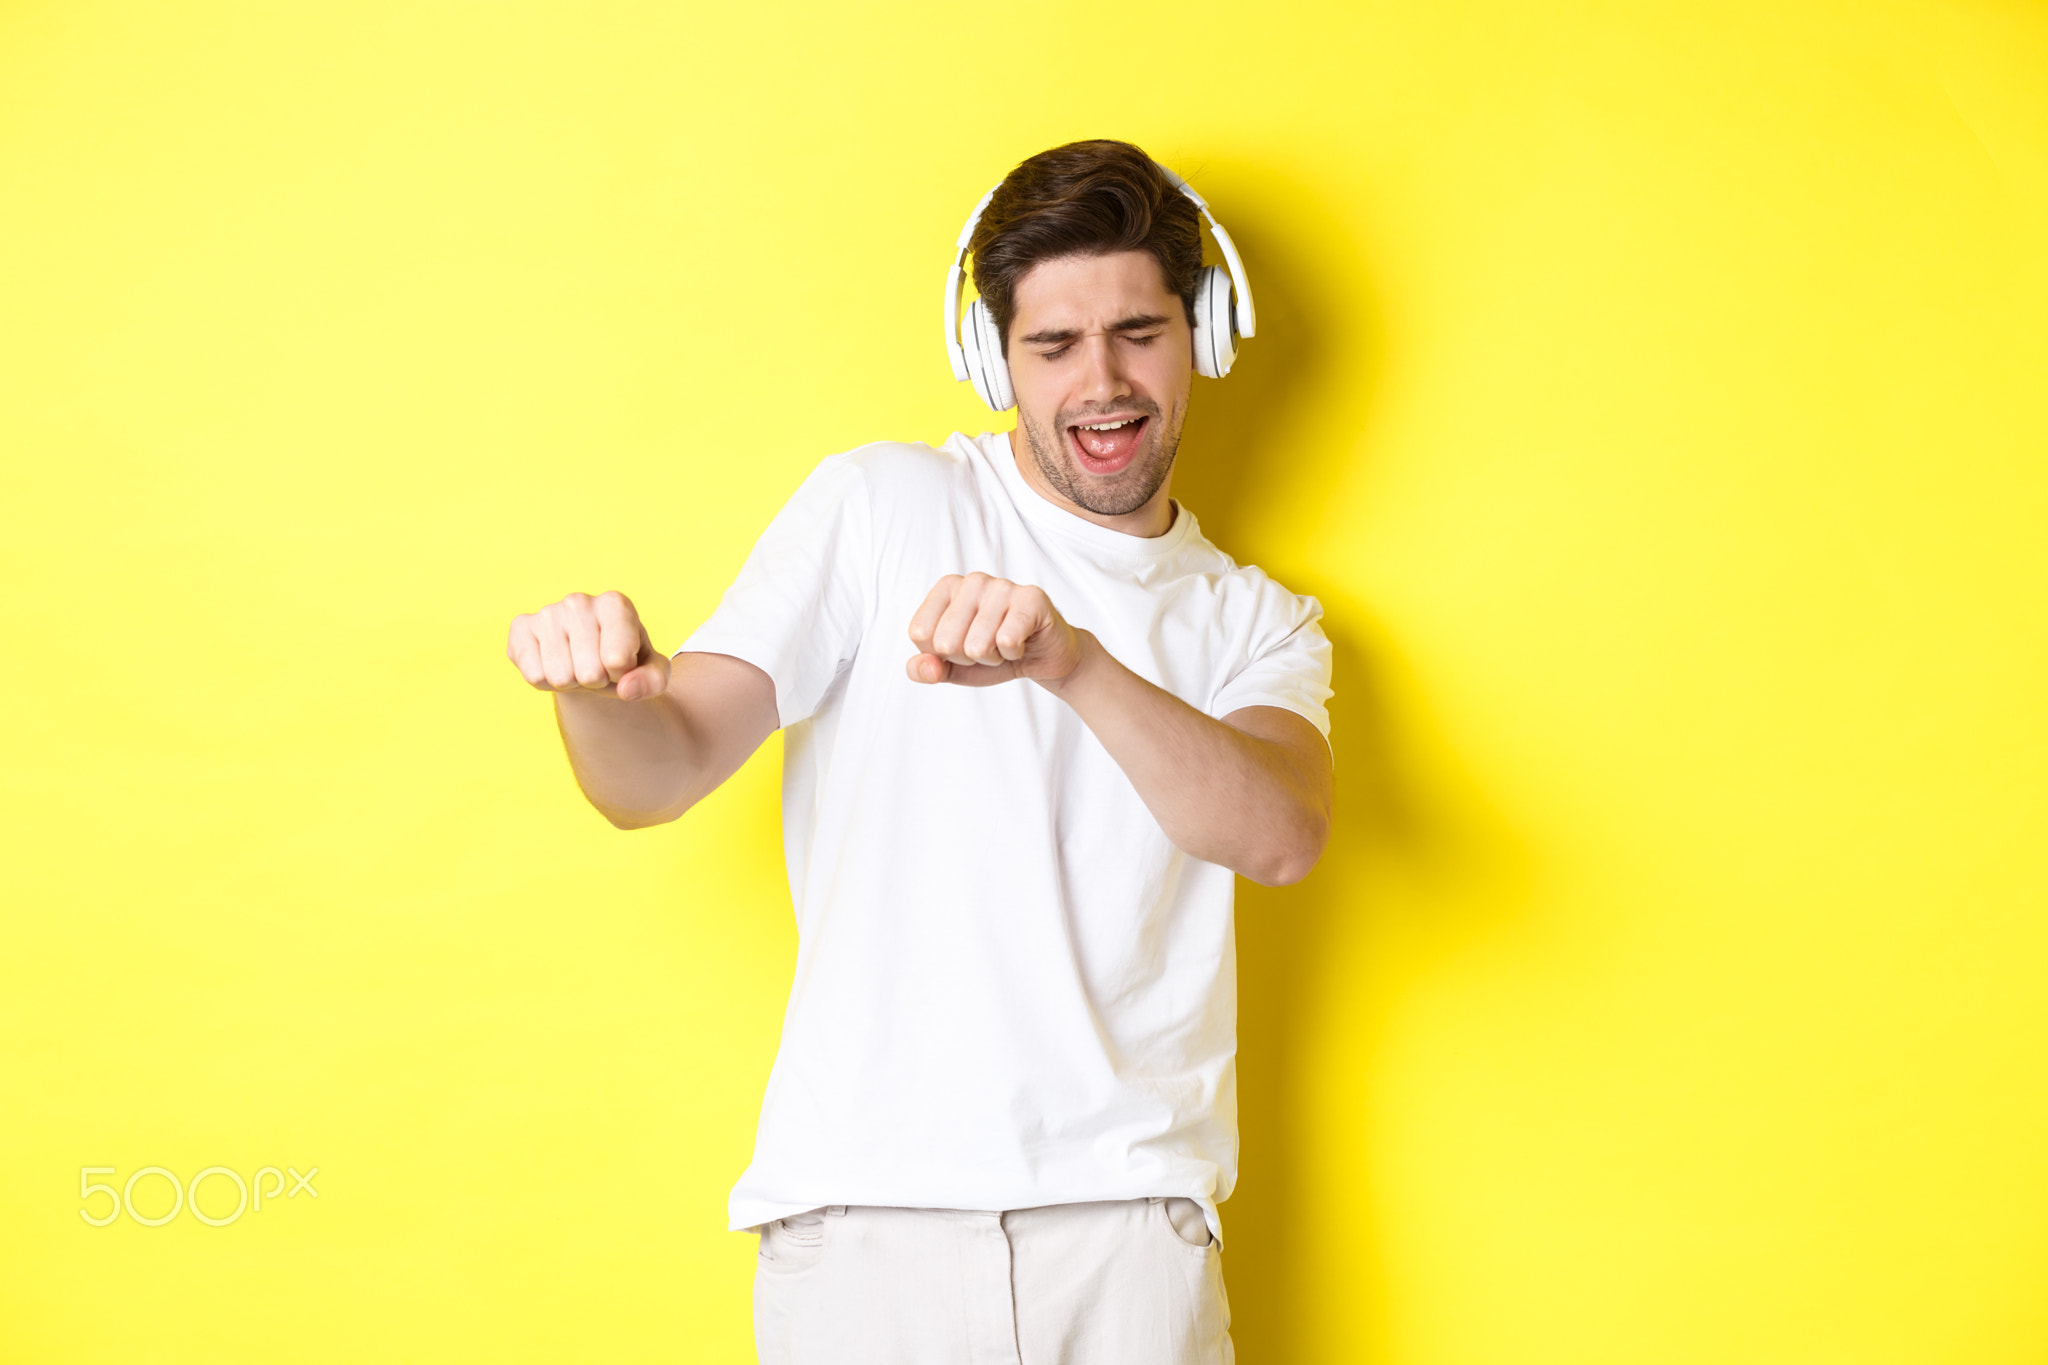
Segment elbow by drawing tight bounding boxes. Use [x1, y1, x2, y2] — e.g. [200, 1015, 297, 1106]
[582, 778, 703, 830]
[1242, 812, 1331, 888]
[1247, 849, 1320, 888]
[594, 801, 680, 831]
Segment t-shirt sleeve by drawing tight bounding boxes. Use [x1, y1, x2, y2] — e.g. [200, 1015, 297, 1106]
[676, 454, 873, 729]
[1208, 585, 1335, 743]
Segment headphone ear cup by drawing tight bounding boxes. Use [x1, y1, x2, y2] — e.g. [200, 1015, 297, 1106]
[963, 298, 1015, 411]
[1191, 264, 1238, 379]
[959, 297, 992, 405]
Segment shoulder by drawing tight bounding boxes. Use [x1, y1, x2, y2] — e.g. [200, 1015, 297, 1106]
[809, 436, 988, 538]
[1221, 567, 1326, 657]
[828, 435, 978, 491]
[775, 437, 973, 521]
[1174, 520, 1325, 635]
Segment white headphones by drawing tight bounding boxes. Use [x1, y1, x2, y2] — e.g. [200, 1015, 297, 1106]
[943, 165, 1257, 411]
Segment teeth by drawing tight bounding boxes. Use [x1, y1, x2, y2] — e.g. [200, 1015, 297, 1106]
[1079, 419, 1136, 430]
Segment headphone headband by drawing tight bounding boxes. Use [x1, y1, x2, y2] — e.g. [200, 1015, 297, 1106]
[944, 163, 1256, 386]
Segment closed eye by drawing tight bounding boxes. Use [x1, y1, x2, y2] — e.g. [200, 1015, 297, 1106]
[1038, 332, 1160, 360]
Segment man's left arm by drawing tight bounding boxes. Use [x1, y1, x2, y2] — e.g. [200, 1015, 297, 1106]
[907, 573, 1333, 886]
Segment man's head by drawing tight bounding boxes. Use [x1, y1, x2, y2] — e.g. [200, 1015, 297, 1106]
[971, 140, 1202, 528]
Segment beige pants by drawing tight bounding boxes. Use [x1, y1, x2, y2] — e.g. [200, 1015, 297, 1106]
[753, 1199, 1233, 1365]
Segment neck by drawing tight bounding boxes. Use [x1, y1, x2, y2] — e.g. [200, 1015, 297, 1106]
[1005, 427, 1177, 539]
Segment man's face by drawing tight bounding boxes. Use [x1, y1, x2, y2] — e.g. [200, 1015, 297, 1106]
[1004, 250, 1193, 528]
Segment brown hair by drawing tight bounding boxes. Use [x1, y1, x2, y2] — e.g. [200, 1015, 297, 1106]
[968, 139, 1203, 355]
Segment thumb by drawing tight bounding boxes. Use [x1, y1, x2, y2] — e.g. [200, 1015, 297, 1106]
[616, 650, 671, 701]
[906, 653, 951, 684]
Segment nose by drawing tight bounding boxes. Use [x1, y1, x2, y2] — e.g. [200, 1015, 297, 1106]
[1075, 333, 1134, 405]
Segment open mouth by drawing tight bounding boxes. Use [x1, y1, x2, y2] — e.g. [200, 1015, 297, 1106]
[1066, 415, 1149, 475]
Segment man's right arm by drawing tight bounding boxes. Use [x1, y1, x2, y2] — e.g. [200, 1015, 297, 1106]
[506, 590, 778, 829]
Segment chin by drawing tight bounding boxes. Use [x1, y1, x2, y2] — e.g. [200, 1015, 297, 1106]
[1021, 406, 1180, 519]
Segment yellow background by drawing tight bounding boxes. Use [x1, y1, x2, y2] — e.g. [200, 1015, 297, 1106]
[4, 0, 2046, 1360]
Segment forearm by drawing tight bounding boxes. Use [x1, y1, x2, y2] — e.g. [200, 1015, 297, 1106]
[552, 652, 777, 829]
[553, 691, 698, 827]
[1041, 632, 1331, 884]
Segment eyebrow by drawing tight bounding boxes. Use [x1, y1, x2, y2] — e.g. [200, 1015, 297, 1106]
[1018, 313, 1174, 347]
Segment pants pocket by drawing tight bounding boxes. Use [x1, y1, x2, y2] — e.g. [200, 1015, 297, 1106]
[759, 1210, 831, 1269]
[1160, 1197, 1214, 1249]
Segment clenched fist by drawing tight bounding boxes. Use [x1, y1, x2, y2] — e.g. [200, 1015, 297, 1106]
[507, 591, 671, 701]
[906, 573, 1085, 687]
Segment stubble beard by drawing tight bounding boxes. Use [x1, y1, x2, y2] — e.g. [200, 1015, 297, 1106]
[1018, 396, 1185, 519]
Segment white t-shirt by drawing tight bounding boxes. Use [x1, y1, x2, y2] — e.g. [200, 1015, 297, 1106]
[680, 430, 1332, 1239]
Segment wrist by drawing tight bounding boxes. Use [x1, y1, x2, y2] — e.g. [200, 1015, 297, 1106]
[1037, 628, 1105, 699]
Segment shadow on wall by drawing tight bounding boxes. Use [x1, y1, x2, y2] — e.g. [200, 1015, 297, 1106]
[1168, 172, 1530, 1359]
[1168, 153, 1352, 553]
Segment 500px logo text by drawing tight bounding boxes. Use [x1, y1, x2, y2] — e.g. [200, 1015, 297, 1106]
[79, 1165, 320, 1226]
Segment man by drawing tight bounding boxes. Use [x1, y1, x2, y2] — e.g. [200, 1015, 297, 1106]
[506, 140, 1333, 1364]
